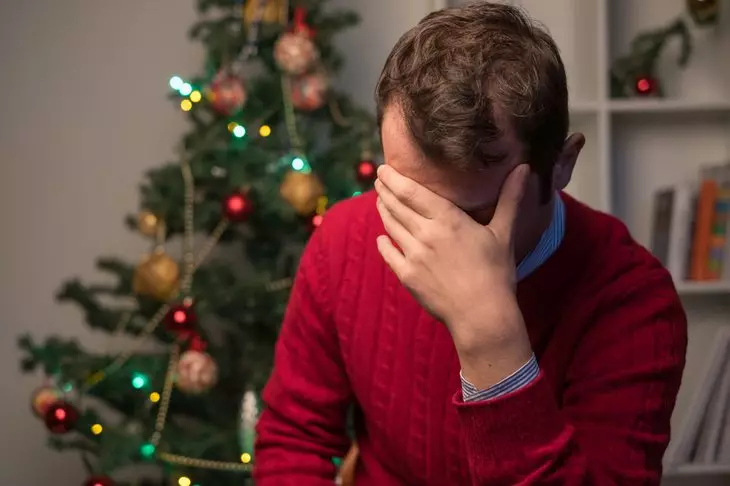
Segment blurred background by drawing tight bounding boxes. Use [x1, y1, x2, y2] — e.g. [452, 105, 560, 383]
[1, 0, 729, 485]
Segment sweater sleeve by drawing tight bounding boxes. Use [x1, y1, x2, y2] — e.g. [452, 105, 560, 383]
[253, 224, 353, 485]
[453, 271, 687, 485]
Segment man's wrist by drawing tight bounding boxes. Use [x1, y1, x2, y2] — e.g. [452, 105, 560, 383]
[452, 292, 533, 390]
[459, 340, 533, 391]
[461, 353, 539, 402]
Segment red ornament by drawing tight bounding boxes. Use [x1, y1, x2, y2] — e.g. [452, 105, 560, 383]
[291, 72, 329, 111]
[208, 72, 246, 115]
[634, 75, 658, 96]
[164, 302, 197, 335]
[189, 334, 207, 352]
[356, 160, 378, 184]
[44, 400, 78, 434]
[83, 476, 115, 486]
[222, 191, 254, 222]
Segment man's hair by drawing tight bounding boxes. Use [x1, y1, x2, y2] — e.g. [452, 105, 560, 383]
[375, 1, 569, 201]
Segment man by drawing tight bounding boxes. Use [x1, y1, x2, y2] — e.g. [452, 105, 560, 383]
[254, 2, 687, 485]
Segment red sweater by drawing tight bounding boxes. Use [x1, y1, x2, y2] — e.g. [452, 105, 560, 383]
[254, 191, 687, 485]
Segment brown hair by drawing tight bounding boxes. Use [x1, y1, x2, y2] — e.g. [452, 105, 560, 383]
[375, 1, 569, 202]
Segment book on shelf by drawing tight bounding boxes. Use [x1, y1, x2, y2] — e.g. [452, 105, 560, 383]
[664, 328, 730, 469]
[650, 163, 730, 285]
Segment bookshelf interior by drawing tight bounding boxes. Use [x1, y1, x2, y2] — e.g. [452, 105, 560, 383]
[516, 0, 730, 481]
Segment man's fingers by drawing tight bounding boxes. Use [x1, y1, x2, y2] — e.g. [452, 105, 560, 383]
[375, 178, 425, 234]
[377, 165, 452, 219]
[376, 235, 407, 279]
[376, 196, 419, 254]
[489, 164, 530, 242]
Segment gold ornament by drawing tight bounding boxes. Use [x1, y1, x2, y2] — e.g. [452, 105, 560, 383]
[243, 0, 283, 25]
[132, 251, 180, 301]
[280, 170, 325, 216]
[274, 32, 319, 75]
[31, 386, 62, 418]
[137, 210, 162, 238]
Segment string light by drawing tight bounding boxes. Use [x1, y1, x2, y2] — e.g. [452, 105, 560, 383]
[259, 125, 271, 137]
[149, 392, 161, 403]
[352, 191, 362, 197]
[291, 157, 306, 171]
[90, 423, 103, 435]
[131, 372, 148, 389]
[87, 371, 105, 385]
[189, 90, 202, 103]
[227, 122, 239, 132]
[232, 125, 246, 138]
[140, 442, 156, 458]
[169, 76, 184, 91]
[179, 83, 193, 96]
[316, 196, 328, 215]
[240, 453, 252, 464]
[178, 477, 191, 486]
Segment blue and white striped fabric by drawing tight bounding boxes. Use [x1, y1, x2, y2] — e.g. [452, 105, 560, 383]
[461, 194, 566, 403]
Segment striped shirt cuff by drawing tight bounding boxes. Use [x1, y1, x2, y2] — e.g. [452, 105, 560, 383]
[460, 353, 540, 403]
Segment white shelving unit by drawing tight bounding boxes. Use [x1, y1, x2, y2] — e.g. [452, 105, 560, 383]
[452, 0, 730, 483]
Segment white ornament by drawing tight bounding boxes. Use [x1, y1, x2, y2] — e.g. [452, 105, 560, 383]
[175, 350, 218, 394]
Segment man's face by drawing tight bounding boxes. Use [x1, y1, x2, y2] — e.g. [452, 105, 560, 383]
[380, 103, 552, 259]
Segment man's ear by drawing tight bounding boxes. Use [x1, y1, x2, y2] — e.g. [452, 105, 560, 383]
[553, 133, 585, 191]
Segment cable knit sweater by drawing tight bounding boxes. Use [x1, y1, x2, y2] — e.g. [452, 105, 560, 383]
[254, 190, 687, 485]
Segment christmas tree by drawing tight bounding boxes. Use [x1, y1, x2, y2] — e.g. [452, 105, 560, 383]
[17, 1, 379, 484]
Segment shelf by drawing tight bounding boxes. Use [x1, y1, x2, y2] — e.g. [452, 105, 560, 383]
[570, 101, 599, 115]
[674, 281, 730, 295]
[664, 464, 730, 477]
[609, 99, 730, 114]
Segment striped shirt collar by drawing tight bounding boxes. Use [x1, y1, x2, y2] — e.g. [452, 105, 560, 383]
[516, 193, 566, 281]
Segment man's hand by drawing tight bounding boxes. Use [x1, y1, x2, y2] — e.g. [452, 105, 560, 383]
[374, 164, 534, 389]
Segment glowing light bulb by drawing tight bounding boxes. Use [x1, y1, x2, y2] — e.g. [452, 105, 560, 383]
[259, 125, 271, 137]
[189, 90, 202, 102]
[149, 392, 161, 403]
[232, 125, 246, 138]
[87, 371, 105, 385]
[178, 477, 191, 486]
[169, 76, 184, 90]
[179, 83, 193, 96]
[91, 423, 103, 435]
[352, 191, 362, 197]
[181, 99, 193, 111]
[227, 122, 238, 132]
[131, 372, 148, 389]
[291, 157, 305, 171]
[241, 453, 252, 463]
[140, 442, 156, 458]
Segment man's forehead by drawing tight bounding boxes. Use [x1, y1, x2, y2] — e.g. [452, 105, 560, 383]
[379, 103, 516, 211]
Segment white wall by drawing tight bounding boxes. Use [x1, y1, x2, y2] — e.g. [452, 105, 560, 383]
[329, 0, 446, 111]
[0, 2, 203, 484]
[0, 1, 441, 484]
